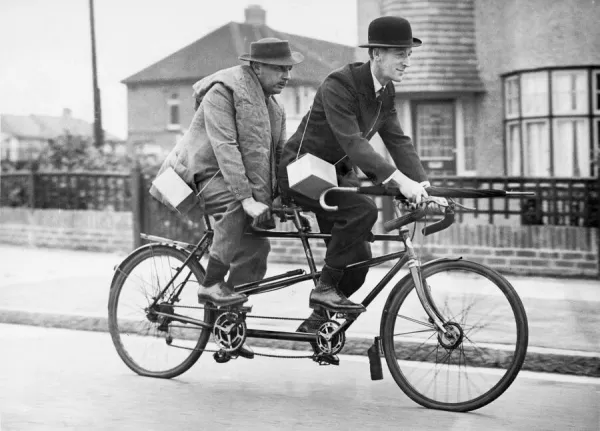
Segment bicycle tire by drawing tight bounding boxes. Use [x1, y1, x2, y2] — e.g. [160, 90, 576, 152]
[108, 244, 214, 379]
[381, 259, 528, 412]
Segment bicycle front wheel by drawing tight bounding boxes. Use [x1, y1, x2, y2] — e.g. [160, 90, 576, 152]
[381, 259, 528, 412]
[108, 244, 214, 379]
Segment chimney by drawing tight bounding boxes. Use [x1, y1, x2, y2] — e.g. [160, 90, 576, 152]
[245, 5, 266, 26]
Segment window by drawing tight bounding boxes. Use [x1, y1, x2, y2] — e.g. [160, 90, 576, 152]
[523, 120, 550, 176]
[553, 118, 590, 177]
[594, 71, 600, 114]
[506, 122, 521, 175]
[521, 71, 548, 117]
[167, 93, 180, 131]
[552, 70, 588, 115]
[503, 67, 599, 177]
[505, 76, 519, 119]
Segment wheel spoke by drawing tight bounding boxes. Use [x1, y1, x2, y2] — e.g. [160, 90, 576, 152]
[108, 246, 212, 378]
[384, 263, 527, 411]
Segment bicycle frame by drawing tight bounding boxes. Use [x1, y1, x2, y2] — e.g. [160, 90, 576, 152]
[142, 205, 452, 346]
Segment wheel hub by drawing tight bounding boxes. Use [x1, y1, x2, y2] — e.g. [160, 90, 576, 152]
[437, 322, 463, 349]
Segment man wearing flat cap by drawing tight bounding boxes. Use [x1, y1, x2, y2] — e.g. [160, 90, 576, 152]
[151, 38, 304, 325]
[278, 17, 446, 337]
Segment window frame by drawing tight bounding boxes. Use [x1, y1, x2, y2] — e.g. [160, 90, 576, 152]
[522, 119, 550, 177]
[520, 71, 549, 118]
[502, 66, 599, 178]
[504, 76, 520, 119]
[167, 94, 181, 131]
[552, 117, 590, 177]
[551, 69, 589, 116]
[593, 70, 600, 115]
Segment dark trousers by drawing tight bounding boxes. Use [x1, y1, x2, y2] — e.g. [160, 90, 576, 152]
[279, 171, 378, 297]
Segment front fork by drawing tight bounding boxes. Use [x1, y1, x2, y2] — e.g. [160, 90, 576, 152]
[400, 227, 449, 335]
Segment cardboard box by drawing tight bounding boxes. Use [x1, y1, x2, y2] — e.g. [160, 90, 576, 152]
[287, 153, 338, 200]
[151, 166, 199, 213]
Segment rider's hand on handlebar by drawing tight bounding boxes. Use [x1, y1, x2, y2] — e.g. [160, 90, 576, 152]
[241, 197, 271, 225]
[393, 177, 428, 204]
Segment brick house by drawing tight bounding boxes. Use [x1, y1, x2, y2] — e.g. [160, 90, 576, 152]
[122, 5, 355, 155]
[356, 0, 600, 178]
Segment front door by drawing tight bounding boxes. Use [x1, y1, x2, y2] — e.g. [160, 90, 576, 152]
[412, 101, 456, 175]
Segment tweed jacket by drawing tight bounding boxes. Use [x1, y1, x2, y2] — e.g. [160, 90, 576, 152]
[150, 65, 286, 214]
[279, 61, 427, 186]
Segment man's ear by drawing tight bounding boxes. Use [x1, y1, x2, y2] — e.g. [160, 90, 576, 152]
[250, 61, 261, 75]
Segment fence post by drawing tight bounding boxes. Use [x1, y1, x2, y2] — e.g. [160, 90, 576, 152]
[597, 154, 600, 279]
[131, 163, 143, 249]
[28, 169, 36, 209]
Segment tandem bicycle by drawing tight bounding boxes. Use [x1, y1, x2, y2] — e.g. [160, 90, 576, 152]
[108, 185, 532, 412]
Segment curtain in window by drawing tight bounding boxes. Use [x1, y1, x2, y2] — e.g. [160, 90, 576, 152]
[553, 118, 590, 177]
[507, 122, 521, 175]
[524, 121, 550, 176]
[552, 71, 588, 115]
[521, 72, 549, 117]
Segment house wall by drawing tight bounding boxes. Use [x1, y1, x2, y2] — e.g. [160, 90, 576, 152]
[126, 82, 197, 154]
[357, 0, 600, 176]
[126, 81, 316, 152]
[474, 0, 600, 175]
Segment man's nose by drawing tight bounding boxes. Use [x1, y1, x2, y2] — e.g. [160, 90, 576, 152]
[402, 56, 410, 67]
[282, 69, 291, 80]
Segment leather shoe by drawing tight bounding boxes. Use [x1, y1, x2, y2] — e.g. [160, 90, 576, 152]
[197, 281, 248, 307]
[309, 282, 366, 313]
[296, 309, 328, 354]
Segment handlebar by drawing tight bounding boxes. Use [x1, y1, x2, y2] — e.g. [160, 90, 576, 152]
[318, 186, 534, 212]
[318, 185, 535, 236]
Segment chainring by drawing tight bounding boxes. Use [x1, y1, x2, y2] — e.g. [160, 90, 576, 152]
[212, 311, 247, 352]
[316, 320, 345, 355]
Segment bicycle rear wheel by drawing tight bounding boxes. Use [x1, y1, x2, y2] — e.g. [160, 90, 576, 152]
[108, 244, 214, 378]
[381, 260, 528, 412]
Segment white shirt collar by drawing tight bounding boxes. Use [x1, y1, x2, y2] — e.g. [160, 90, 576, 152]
[371, 68, 384, 96]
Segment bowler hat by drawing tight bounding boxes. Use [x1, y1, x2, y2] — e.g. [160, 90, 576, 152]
[239, 38, 304, 66]
[359, 16, 422, 48]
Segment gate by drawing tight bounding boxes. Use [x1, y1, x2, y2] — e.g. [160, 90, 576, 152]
[132, 165, 205, 247]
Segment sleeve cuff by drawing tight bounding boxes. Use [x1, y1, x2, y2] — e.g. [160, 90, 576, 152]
[382, 170, 399, 185]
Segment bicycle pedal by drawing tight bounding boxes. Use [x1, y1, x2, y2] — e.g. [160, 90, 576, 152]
[213, 350, 231, 364]
[313, 354, 340, 366]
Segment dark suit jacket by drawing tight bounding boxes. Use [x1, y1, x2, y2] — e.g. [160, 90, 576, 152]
[279, 61, 427, 186]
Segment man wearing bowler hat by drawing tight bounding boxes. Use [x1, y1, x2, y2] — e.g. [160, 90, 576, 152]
[278, 17, 446, 339]
[151, 38, 304, 355]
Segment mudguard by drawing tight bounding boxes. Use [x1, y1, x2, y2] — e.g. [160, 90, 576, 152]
[110, 242, 195, 290]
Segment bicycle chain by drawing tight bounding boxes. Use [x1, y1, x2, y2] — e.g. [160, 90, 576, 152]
[172, 304, 321, 322]
[170, 342, 314, 359]
[168, 304, 322, 359]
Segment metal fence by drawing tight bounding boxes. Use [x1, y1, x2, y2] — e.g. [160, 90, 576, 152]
[0, 170, 132, 211]
[1, 170, 598, 228]
[429, 176, 599, 227]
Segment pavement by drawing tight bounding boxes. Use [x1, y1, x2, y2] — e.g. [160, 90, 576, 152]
[0, 244, 599, 376]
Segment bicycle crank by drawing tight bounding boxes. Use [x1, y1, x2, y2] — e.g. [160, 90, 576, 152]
[316, 320, 345, 355]
[212, 311, 247, 353]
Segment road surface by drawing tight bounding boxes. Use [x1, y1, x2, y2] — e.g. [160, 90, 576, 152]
[0, 324, 598, 430]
